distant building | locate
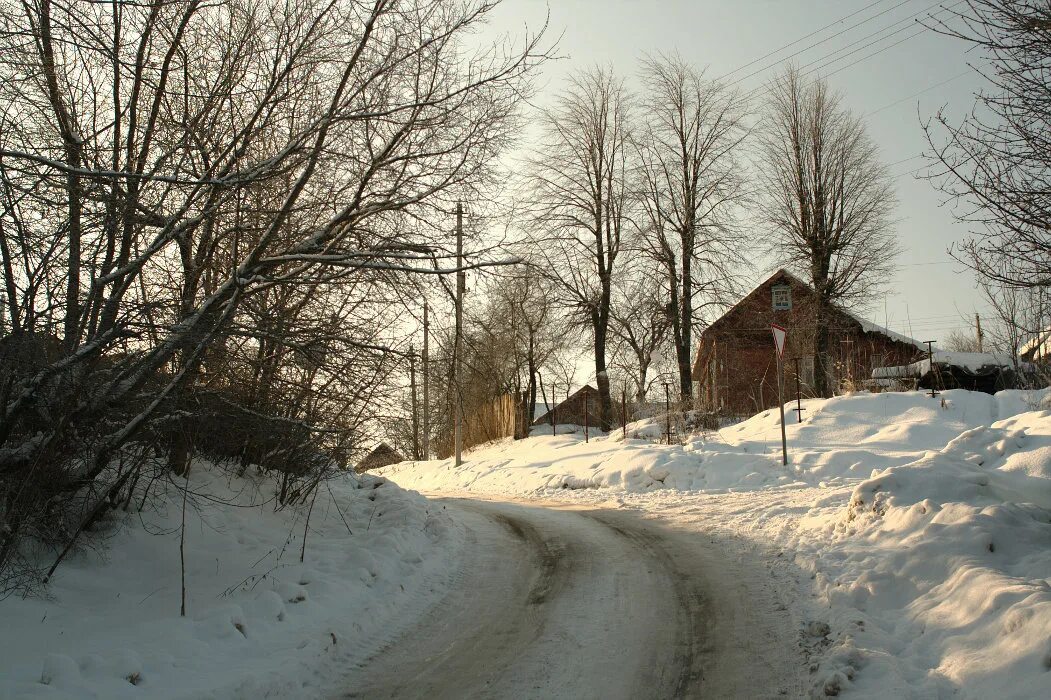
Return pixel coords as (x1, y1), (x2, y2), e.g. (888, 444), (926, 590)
(1020, 330), (1051, 366)
(873, 351), (1022, 394)
(355, 443), (405, 472)
(532, 385), (603, 428)
(691, 269), (924, 416)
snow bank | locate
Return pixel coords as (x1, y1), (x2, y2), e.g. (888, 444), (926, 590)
(792, 408), (1051, 698)
(383, 387), (1051, 698)
(387, 389), (1050, 496)
(0, 466), (464, 699)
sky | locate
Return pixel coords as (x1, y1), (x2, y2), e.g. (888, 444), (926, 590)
(480, 0), (992, 349)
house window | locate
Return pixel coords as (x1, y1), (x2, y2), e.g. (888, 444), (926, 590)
(772, 284), (792, 311)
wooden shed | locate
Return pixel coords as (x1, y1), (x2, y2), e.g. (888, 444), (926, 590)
(355, 442), (405, 472)
(532, 385), (602, 429)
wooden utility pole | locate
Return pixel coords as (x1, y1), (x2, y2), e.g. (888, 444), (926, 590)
(422, 301), (430, 460)
(409, 344), (420, 459)
(925, 340), (939, 398)
(454, 202), (464, 467)
(975, 314), (984, 353)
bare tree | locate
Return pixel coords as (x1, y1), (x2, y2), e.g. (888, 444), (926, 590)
(609, 266), (670, 403)
(757, 66), (898, 396)
(0, 0), (546, 595)
(944, 329), (981, 353)
(923, 1), (1051, 288)
(524, 67), (633, 430)
(979, 279), (1047, 377)
(634, 54), (749, 404)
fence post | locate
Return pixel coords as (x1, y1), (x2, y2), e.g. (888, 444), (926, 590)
(584, 389), (589, 443)
(621, 386), (627, 439)
(663, 382), (671, 444)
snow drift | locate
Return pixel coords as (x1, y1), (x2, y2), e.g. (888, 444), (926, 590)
(0, 466), (464, 699)
(382, 388), (1051, 699)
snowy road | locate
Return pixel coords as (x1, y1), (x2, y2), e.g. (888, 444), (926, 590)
(339, 497), (803, 699)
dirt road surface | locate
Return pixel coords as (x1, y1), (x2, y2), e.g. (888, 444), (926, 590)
(340, 498), (803, 699)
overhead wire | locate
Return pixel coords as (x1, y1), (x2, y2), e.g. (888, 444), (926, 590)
(712, 0), (900, 82)
(725, 0), (965, 110)
(865, 70), (971, 116)
(722, 0), (919, 89)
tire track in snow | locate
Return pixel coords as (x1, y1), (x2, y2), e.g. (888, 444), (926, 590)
(338, 498), (803, 699)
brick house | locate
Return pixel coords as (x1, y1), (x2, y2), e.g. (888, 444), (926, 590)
(691, 269), (924, 416)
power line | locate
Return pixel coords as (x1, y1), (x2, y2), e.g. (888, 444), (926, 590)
(790, 5), (946, 85)
(886, 154), (924, 168)
(713, 0), (897, 82)
(865, 70), (971, 116)
(726, 0), (930, 91)
(734, 1), (964, 110)
(798, 2), (962, 91)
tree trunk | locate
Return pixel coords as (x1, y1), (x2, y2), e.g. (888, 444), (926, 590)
(37, 0), (83, 351)
(678, 234), (693, 403)
(813, 302), (831, 397)
(594, 316), (613, 431)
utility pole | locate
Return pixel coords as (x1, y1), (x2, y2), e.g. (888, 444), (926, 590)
(975, 313), (984, 353)
(925, 339), (939, 398)
(454, 202), (464, 467)
(422, 301), (429, 460)
(409, 344), (420, 459)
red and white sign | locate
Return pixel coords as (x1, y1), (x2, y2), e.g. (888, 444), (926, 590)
(770, 323), (788, 359)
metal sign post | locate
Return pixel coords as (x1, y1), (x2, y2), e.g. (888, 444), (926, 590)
(771, 323), (789, 466)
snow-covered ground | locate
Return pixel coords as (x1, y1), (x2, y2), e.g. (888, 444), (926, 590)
(4, 389), (1047, 699)
(0, 467), (464, 700)
(382, 388), (1051, 698)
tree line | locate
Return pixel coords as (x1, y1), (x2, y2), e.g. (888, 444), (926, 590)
(460, 55), (897, 437)
(0, 0), (546, 596)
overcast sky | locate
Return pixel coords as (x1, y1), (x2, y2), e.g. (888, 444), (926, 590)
(483, 0), (992, 348)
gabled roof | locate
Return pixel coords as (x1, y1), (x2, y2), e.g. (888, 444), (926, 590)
(1020, 329), (1051, 361)
(533, 384), (598, 425)
(700, 268), (923, 349)
(701, 268), (804, 335)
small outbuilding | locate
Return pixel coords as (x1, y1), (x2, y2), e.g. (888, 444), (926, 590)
(1021, 331), (1051, 366)
(872, 351), (1021, 394)
(355, 442), (405, 472)
(532, 385), (602, 428)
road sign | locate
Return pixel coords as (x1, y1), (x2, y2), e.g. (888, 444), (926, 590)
(771, 323), (789, 466)
(770, 323), (787, 359)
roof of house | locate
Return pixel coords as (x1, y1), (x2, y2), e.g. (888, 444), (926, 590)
(701, 268), (924, 349)
(1020, 330), (1051, 360)
(871, 350), (1019, 379)
(533, 384), (598, 424)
